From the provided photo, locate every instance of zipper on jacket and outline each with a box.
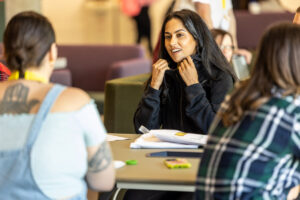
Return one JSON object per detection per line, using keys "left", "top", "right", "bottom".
{"left": 180, "top": 87, "right": 184, "bottom": 130}
{"left": 176, "top": 73, "right": 184, "bottom": 130}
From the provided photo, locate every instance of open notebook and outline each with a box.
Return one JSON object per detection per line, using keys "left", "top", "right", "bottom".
{"left": 130, "top": 129, "right": 207, "bottom": 149}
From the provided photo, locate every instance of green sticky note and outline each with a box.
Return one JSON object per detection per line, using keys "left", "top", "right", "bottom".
{"left": 126, "top": 160, "right": 138, "bottom": 165}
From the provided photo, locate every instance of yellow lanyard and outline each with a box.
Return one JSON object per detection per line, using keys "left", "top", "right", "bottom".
{"left": 222, "top": 0, "right": 226, "bottom": 9}
{"left": 8, "top": 71, "right": 48, "bottom": 83}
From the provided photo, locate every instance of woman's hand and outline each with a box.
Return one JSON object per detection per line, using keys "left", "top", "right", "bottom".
{"left": 178, "top": 56, "right": 199, "bottom": 86}
{"left": 150, "top": 59, "right": 170, "bottom": 90}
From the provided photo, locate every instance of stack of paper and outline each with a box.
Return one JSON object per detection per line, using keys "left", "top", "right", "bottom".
{"left": 130, "top": 129, "right": 207, "bottom": 149}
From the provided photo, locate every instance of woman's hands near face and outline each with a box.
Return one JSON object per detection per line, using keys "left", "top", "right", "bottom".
{"left": 150, "top": 56, "right": 198, "bottom": 89}
{"left": 178, "top": 56, "right": 199, "bottom": 86}
{"left": 150, "top": 59, "right": 170, "bottom": 90}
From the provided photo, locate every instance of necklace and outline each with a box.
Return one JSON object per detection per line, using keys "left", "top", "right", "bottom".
{"left": 8, "top": 71, "right": 48, "bottom": 83}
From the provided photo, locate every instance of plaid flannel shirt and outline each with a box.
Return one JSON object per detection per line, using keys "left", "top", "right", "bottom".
{"left": 196, "top": 95, "right": 300, "bottom": 200}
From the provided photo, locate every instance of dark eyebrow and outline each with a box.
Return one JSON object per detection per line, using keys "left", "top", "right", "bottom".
{"left": 165, "top": 29, "right": 186, "bottom": 35}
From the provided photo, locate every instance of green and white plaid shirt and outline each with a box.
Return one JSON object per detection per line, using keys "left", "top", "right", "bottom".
{"left": 197, "top": 95, "right": 300, "bottom": 200}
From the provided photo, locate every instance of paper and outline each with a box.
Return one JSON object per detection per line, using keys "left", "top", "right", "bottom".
{"left": 152, "top": 129, "right": 207, "bottom": 146}
{"left": 107, "top": 135, "right": 129, "bottom": 142}
{"left": 130, "top": 133, "right": 198, "bottom": 149}
{"left": 114, "top": 160, "right": 125, "bottom": 169}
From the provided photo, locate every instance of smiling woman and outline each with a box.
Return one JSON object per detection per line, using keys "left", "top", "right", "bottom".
{"left": 164, "top": 18, "right": 197, "bottom": 63}
{"left": 127, "top": 9, "right": 237, "bottom": 200}
{"left": 134, "top": 9, "right": 237, "bottom": 135}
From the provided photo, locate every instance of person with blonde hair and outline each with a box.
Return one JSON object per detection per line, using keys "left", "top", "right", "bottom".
{"left": 0, "top": 11, "right": 115, "bottom": 199}
{"left": 196, "top": 22, "right": 300, "bottom": 199}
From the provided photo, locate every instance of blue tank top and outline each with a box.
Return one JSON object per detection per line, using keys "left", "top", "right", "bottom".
{"left": 0, "top": 84, "right": 86, "bottom": 200}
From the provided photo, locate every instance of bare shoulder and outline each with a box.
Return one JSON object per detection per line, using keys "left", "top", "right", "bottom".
{"left": 52, "top": 86, "right": 91, "bottom": 112}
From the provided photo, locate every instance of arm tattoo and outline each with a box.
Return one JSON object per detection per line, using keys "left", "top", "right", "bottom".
{"left": 0, "top": 83, "right": 40, "bottom": 114}
{"left": 88, "top": 141, "right": 112, "bottom": 173}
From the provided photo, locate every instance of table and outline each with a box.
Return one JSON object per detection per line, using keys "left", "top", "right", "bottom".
{"left": 109, "top": 134, "right": 203, "bottom": 192}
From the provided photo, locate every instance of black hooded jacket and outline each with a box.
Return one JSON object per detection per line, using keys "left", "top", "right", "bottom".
{"left": 134, "top": 56, "right": 234, "bottom": 134}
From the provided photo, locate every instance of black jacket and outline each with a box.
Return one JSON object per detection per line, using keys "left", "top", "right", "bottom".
{"left": 134, "top": 57, "right": 234, "bottom": 134}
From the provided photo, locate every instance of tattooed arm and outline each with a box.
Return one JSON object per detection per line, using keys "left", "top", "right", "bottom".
{"left": 86, "top": 140, "right": 115, "bottom": 191}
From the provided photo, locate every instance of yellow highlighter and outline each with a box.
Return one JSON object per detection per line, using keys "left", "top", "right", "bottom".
{"left": 164, "top": 158, "right": 191, "bottom": 169}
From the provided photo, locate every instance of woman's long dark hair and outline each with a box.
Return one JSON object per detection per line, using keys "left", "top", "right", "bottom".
{"left": 3, "top": 11, "right": 55, "bottom": 77}
{"left": 159, "top": 9, "right": 237, "bottom": 80}
{"left": 220, "top": 22, "right": 300, "bottom": 126}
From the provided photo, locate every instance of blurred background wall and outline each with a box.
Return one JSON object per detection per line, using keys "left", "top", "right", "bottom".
{"left": 3, "top": 0, "right": 173, "bottom": 55}
{"left": 0, "top": 0, "right": 4, "bottom": 42}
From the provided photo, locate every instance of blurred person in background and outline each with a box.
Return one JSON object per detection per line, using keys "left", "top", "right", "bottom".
{"left": 211, "top": 28, "right": 234, "bottom": 63}
{"left": 121, "top": 0, "right": 156, "bottom": 54}
{"left": 294, "top": 6, "right": 300, "bottom": 25}
{"left": 193, "top": 0, "right": 252, "bottom": 64}
{"left": 211, "top": 28, "right": 250, "bottom": 80}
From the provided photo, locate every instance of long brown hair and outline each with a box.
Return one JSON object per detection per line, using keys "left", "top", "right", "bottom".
{"left": 3, "top": 11, "right": 55, "bottom": 77}
{"left": 220, "top": 22, "right": 300, "bottom": 126}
